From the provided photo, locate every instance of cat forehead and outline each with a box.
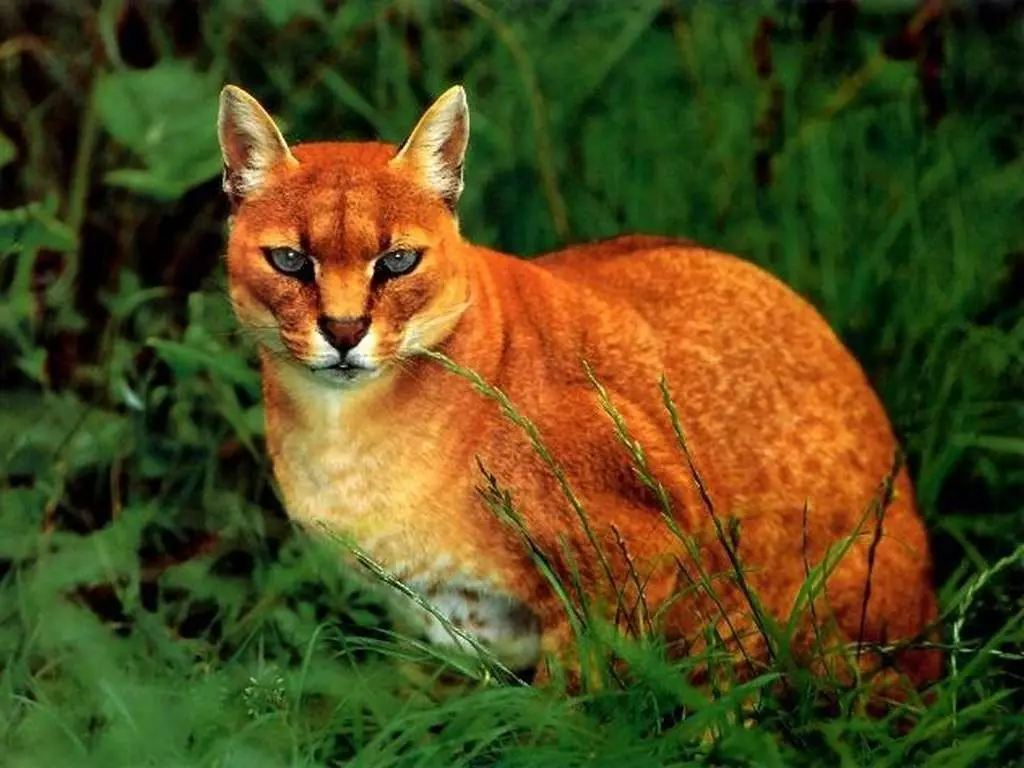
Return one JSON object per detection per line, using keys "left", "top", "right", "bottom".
{"left": 233, "top": 146, "right": 447, "bottom": 255}
{"left": 270, "top": 145, "right": 398, "bottom": 203}
{"left": 238, "top": 144, "right": 442, "bottom": 229}
{"left": 292, "top": 140, "right": 398, "bottom": 167}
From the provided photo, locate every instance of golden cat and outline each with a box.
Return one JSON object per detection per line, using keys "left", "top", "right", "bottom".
{"left": 217, "top": 84, "right": 941, "bottom": 693}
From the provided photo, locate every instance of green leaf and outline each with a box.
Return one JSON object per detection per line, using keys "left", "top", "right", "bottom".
{"left": 0, "top": 204, "right": 77, "bottom": 254}
{"left": 0, "top": 391, "right": 132, "bottom": 478}
{"left": 148, "top": 338, "right": 261, "bottom": 391}
{"left": 95, "top": 61, "right": 222, "bottom": 200}
{"left": 0, "top": 488, "right": 47, "bottom": 560}
{"left": 103, "top": 169, "right": 208, "bottom": 202}
{"left": 259, "top": 0, "right": 325, "bottom": 27}
{"left": 15, "top": 348, "right": 48, "bottom": 384}
{"left": 0, "top": 131, "right": 16, "bottom": 169}
{"left": 956, "top": 434, "right": 1024, "bottom": 456}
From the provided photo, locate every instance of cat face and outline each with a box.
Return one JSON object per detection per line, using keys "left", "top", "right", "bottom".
{"left": 218, "top": 86, "right": 472, "bottom": 387}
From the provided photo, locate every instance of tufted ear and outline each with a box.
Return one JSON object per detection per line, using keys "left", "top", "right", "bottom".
{"left": 217, "top": 85, "right": 297, "bottom": 207}
{"left": 390, "top": 85, "right": 470, "bottom": 210}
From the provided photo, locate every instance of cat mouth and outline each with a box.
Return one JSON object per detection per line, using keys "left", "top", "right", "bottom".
{"left": 309, "top": 360, "right": 377, "bottom": 383}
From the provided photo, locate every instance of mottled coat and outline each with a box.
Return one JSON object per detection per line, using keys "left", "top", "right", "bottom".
{"left": 218, "top": 85, "right": 941, "bottom": 694}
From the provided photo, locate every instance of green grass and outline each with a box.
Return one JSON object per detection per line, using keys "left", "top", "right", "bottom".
{"left": 2, "top": 1, "right": 1023, "bottom": 765}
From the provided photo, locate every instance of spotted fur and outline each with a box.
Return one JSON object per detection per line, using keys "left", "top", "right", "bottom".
{"left": 219, "top": 85, "right": 942, "bottom": 694}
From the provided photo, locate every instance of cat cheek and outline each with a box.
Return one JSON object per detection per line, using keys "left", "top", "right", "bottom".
{"left": 272, "top": 283, "right": 315, "bottom": 323}
{"left": 230, "top": 283, "right": 275, "bottom": 327}
{"left": 393, "top": 276, "right": 435, "bottom": 319}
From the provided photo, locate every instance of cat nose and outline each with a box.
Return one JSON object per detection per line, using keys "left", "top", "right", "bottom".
{"left": 318, "top": 315, "right": 370, "bottom": 354}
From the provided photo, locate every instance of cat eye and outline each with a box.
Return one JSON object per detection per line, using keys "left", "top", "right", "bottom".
{"left": 374, "top": 248, "right": 422, "bottom": 281}
{"left": 263, "top": 246, "right": 313, "bottom": 282}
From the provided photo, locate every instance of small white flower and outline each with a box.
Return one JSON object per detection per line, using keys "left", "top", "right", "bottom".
{"left": 241, "top": 666, "right": 287, "bottom": 719}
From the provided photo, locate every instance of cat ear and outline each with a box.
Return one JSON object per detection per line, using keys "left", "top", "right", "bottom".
{"left": 390, "top": 85, "right": 470, "bottom": 210}
{"left": 217, "top": 85, "right": 297, "bottom": 206}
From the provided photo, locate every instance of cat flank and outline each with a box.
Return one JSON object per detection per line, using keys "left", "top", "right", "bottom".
{"left": 217, "top": 84, "right": 941, "bottom": 695}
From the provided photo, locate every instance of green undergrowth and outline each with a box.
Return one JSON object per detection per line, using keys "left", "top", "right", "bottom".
{"left": 1, "top": 1, "right": 1022, "bottom": 766}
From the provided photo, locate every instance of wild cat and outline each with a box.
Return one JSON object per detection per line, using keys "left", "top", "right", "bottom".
{"left": 217, "top": 84, "right": 941, "bottom": 694}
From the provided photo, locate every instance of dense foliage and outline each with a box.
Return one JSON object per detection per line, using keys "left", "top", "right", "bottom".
{"left": 1, "top": 1, "right": 1022, "bottom": 765}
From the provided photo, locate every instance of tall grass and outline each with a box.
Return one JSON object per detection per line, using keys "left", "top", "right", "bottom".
{"left": 1, "top": 1, "right": 1022, "bottom": 765}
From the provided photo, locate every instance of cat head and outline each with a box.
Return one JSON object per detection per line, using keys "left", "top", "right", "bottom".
{"left": 217, "top": 84, "right": 472, "bottom": 388}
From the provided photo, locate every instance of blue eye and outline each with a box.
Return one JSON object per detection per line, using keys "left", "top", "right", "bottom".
{"left": 264, "top": 247, "right": 313, "bottom": 281}
{"left": 375, "top": 248, "right": 421, "bottom": 280}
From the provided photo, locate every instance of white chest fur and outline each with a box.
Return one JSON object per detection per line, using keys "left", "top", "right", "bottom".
{"left": 271, "top": 406, "right": 427, "bottom": 575}
{"left": 399, "top": 577, "right": 542, "bottom": 672}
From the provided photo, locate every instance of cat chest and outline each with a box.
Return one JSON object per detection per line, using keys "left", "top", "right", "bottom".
{"left": 272, "top": 429, "right": 435, "bottom": 557}
{"left": 268, "top": 424, "right": 542, "bottom": 669}
{"left": 268, "top": 423, "right": 504, "bottom": 582}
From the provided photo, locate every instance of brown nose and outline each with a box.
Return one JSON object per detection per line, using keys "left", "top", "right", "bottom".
{"left": 318, "top": 315, "right": 370, "bottom": 353}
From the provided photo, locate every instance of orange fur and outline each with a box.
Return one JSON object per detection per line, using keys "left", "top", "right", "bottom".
{"left": 219, "top": 85, "right": 942, "bottom": 695}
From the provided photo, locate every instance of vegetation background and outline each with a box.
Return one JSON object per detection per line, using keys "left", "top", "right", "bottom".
{"left": 1, "top": 0, "right": 1022, "bottom": 765}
